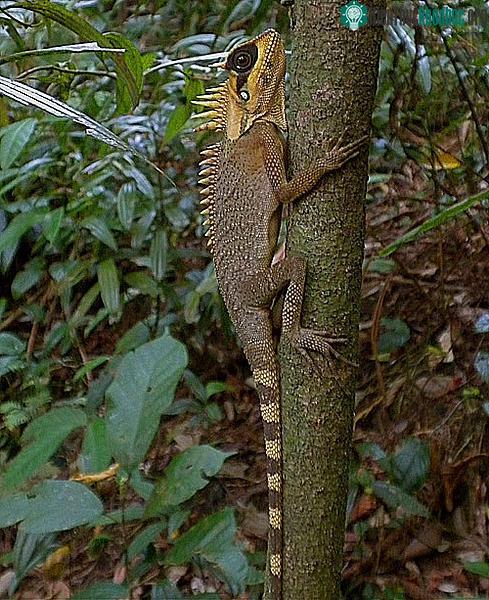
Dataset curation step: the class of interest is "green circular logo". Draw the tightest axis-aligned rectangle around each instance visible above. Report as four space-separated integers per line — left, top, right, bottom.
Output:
340 0 368 30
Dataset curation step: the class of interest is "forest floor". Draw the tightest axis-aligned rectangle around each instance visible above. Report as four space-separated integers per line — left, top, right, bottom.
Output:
5 156 489 600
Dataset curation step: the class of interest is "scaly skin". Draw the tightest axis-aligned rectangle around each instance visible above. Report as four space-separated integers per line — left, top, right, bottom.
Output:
193 29 368 599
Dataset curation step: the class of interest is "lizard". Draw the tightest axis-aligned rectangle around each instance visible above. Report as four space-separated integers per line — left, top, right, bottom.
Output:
192 29 368 599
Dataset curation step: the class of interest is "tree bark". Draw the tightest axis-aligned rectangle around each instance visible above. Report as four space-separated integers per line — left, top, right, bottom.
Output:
277 3 384 599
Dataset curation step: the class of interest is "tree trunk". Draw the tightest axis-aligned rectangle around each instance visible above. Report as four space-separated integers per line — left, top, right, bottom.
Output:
277 3 384 599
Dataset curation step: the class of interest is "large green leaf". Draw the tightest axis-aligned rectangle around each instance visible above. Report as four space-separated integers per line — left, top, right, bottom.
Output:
0 407 86 491
71 582 129 600
14 0 141 112
20 480 103 533
0 118 37 169
388 438 430 493
106 335 187 470
165 508 248 596
463 561 489 578
12 531 58 593
127 522 165 560
378 318 410 354
372 481 430 518
78 417 112 474
150 229 167 282
97 258 120 314
0 210 47 254
83 217 118 251
146 446 233 514
11 257 45 300
0 332 26 355
0 493 30 527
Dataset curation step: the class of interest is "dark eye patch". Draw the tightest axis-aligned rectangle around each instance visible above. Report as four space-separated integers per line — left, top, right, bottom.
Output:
226 44 258 75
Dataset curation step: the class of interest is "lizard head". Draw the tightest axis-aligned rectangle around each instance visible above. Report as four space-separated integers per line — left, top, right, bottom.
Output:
193 29 287 140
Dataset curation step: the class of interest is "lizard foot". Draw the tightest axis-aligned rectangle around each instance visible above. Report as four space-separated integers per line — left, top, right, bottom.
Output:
322 133 370 171
295 328 358 367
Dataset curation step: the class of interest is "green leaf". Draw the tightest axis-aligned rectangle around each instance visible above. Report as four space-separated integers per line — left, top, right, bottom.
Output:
164 104 191 143
388 438 430 493
0 118 36 169
116 182 136 230
83 217 118 251
20 480 103 533
12 531 58 591
150 229 167 281
71 582 129 600
125 271 159 298
0 332 26 355
463 561 489 578
74 356 110 382
14 1 141 111
42 207 64 244
205 381 231 400
378 318 410 354
71 283 100 327
380 189 489 256
97 259 120 314
0 210 47 254
357 442 386 461
11 258 45 300
106 335 187 471
0 493 30 527
372 481 430 517
475 351 489 383
115 321 150 354
165 508 247 596
94 505 144 526
78 417 112 474
146 446 233 514
368 258 396 274
104 32 143 114
127 522 165 560
150 582 183 599
0 407 86 491
168 509 190 539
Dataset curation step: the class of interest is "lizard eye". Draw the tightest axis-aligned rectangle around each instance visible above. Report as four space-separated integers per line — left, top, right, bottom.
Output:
227 45 257 74
240 90 250 101
233 50 252 71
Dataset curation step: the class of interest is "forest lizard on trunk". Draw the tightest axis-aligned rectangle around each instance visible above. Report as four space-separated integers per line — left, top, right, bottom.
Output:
193 29 368 599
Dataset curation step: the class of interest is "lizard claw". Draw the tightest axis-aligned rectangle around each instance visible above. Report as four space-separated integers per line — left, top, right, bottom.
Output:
323 133 370 170
293 327 358 367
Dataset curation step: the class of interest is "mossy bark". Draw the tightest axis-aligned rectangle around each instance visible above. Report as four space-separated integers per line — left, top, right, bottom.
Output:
277 3 384 599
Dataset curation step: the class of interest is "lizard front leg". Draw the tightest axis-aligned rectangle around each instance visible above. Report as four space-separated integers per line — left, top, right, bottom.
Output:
275 134 369 204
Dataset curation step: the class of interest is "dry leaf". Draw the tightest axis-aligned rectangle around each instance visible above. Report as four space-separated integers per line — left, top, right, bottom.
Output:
71 463 119 484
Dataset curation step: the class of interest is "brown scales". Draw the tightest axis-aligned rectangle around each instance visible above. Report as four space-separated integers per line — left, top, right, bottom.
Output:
193 29 369 600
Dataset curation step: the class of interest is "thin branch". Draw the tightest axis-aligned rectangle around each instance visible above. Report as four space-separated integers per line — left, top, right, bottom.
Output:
0 42 125 67
144 51 227 75
17 64 116 80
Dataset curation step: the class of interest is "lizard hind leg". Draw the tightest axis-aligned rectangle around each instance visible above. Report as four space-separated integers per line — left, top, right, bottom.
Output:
270 256 351 363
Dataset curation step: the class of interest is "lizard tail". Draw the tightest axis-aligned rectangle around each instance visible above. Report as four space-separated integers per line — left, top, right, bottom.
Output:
254 366 283 600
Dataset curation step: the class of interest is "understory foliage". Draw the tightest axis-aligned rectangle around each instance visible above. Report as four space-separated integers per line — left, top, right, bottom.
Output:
0 1 488 599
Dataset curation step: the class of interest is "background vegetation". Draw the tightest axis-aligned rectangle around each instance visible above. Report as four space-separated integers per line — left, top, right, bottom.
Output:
0 1 488 599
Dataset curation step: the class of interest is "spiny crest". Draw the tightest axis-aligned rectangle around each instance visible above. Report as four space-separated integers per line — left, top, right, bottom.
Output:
191 83 227 133
197 143 220 250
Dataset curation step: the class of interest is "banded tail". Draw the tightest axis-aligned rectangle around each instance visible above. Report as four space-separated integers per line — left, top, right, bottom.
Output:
254 364 283 599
